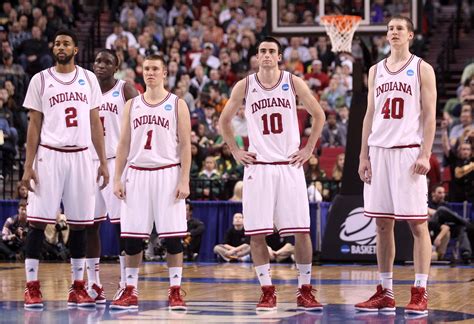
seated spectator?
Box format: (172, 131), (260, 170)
(144, 226), (166, 261)
(189, 65), (210, 98)
(305, 154), (329, 201)
(449, 104), (473, 146)
(340, 60), (353, 92)
(105, 22), (138, 50)
(430, 222), (450, 262)
(337, 105), (349, 133)
(203, 69), (229, 96)
(43, 212), (69, 260)
(229, 180), (243, 201)
(0, 95), (18, 178)
(15, 181), (28, 200)
(0, 49), (29, 99)
(213, 213), (250, 262)
(266, 230), (295, 263)
(321, 111), (346, 147)
(1, 199), (28, 260)
(428, 184), (472, 263)
(332, 153), (345, 181)
(196, 156), (221, 200)
(190, 142), (205, 178)
(4, 80), (27, 147)
(14, 26), (53, 76)
(231, 106), (248, 137)
(191, 42), (220, 71)
(304, 59), (329, 92)
(321, 78), (345, 110)
(182, 202), (205, 261)
(208, 85), (228, 114)
(216, 143), (243, 181)
(199, 105), (218, 141)
(284, 49), (305, 76)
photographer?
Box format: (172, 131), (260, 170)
(43, 212), (70, 260)
(1, 199), (28, 259)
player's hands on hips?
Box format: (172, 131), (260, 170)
(22, 167), (38, 192)
(358, 158), (372, 184)
(114, 180), (126, 199)
(176, 180), (190, 200)
(413, 155), (430, 175)
(231, 148), (256, 166)
(289, 146), (312, 168)
(97, 163), (110, 190)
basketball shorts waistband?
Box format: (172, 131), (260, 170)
(253, 161), (290, 165)
(129, 163), (181, 171)
(39, 144), (88, 153)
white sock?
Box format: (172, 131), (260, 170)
(125, 268), (139, 288)
(255, 264), (272, 286)
(119, 255), (126, 287)
(380, 272), (393, 291)
(85, 258), (100, 286)
(414, 274), (428, 288)
(296, 264), (312, 288)
(169, 267), (182, 287)
(71, 258), (85, 281)
(25, 258), (39, 282)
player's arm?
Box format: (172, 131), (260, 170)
(114, 99), (132, 199)
(90, 108), (109, 189)
(218, 79), (256, 166)
(358, 65), (376, 184)
(413, 61), (437, 175)
(290, 75), (326, 167)
(123, 81), (139, 101)
(22, 111), (43, 191)
(176, 98), (191, 200)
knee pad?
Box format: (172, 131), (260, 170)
(69, 229), (87, 258)
(25, 227), (45, 259)
(124, 238), (143, 256)
(165, 237), (183, 255)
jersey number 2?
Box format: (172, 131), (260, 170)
(261, 113), (283, 135)
(65, 107), (78, 127)
(381, 97), (404, 119)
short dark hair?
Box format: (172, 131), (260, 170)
(144, 54), (167, 69)
(96, 49), (120, 66)
(53, 29), (78, 46)
(18, 199), (27, 208)
(257, 36), (282, 55)
(387, 15), (414, 33)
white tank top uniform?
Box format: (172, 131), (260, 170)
(242, 71), (310, 236)
(120, 93), (187, 239)
(23, 66), (102, 224)
(364, 55), (428, 219)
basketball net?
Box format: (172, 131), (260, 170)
(320, 15), (362, 53)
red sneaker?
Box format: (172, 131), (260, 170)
(168, 286), (187, 310)
(110, 285), (138, 310)
(355, 285), (396, 312)
(24, 280), (43, 308)
(405, 286), (428, 314)
(67, 280), (95, 307)
(112, 284), (126, 301)
(297, 284), (323, 311)
(256, 285), (277, 311)
(88, 283), (106, 304)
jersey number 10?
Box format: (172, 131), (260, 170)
(261, 113), (283, 135)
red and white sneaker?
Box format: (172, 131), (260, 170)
(88, 283), (106, 304)
(355, 285), (396, 312)
(24, 280), (43, 308)
(110, 285), (138, 310)
(67, 280), (96, 307)
(168, 286), (187, 310)
(297, 284), (323, 311)
(256, 285), (277, 311)
(112, 284), (126, 301)
(405, 286), (428, 314)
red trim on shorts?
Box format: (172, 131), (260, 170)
(107, 156), (116, 160)
(109, 218), (120, 224)
(245, 228), (274, 236)
(121, 232), (149, 238)
(129, 163), (180, 171)
(68, 219), (95, 225)
(389, 144), (420, 149)
(278, 227), (310, 233)
(253, 161), (290, 165)
(158, 231), (188, 238)
(364, 211), (428, 219)
(39, 144), (88, 152)
(94, 215), (108, 223)
(27, 216), (56, 224)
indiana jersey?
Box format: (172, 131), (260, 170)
(368, 55), (423, 148)
(92, 80), (129, 159)
(244, 71), (300, 162)
(23, 66), (102, 148)
(127, 93), (180, 167)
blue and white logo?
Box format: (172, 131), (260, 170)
(112, 91), (120, 97)
(282, 83), (289, 91)
(407, 69), (414, 76)
(78, 79), (85, 85)
(340, 245), (350, 254)
(164, 104), (173, 111)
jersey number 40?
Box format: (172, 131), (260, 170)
(381, 97), (404, 119)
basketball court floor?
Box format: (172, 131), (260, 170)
(0, 261), (472, 323)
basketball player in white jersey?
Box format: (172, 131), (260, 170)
(21, 30), (109, 308)
(219, 37), (326, 311)
(85, 49), (139, 304)
(111, 55), (191, 310)
(356, 16), (436, 315)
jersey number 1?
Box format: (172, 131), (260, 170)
(144, 130), (153, 150)
(261, 113), (283, 135)
(381, 97), (404, 119)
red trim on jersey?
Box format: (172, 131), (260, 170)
(83, 67), (93, 88)
(47, 66), (79, 85)
(140, 92), (172, 108)
(389, 144), (420, 149)
(39, 144), (88, 152)
(417, 58), (423, 92)
(129, 163), (180, 171)
(289, 73), (296, 96)
(120, 80), (127, 103)
(175, 96), (179, 131)
(253, 161), (290, 165)
(40, 72), (45, 96)
(383, 54), (415, 75)
(244, 75), (249, 98)
(102, 80), (119, 96)
(255, 70), (284, 91)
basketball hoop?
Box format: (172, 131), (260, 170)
(320, 15), (362, 53)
